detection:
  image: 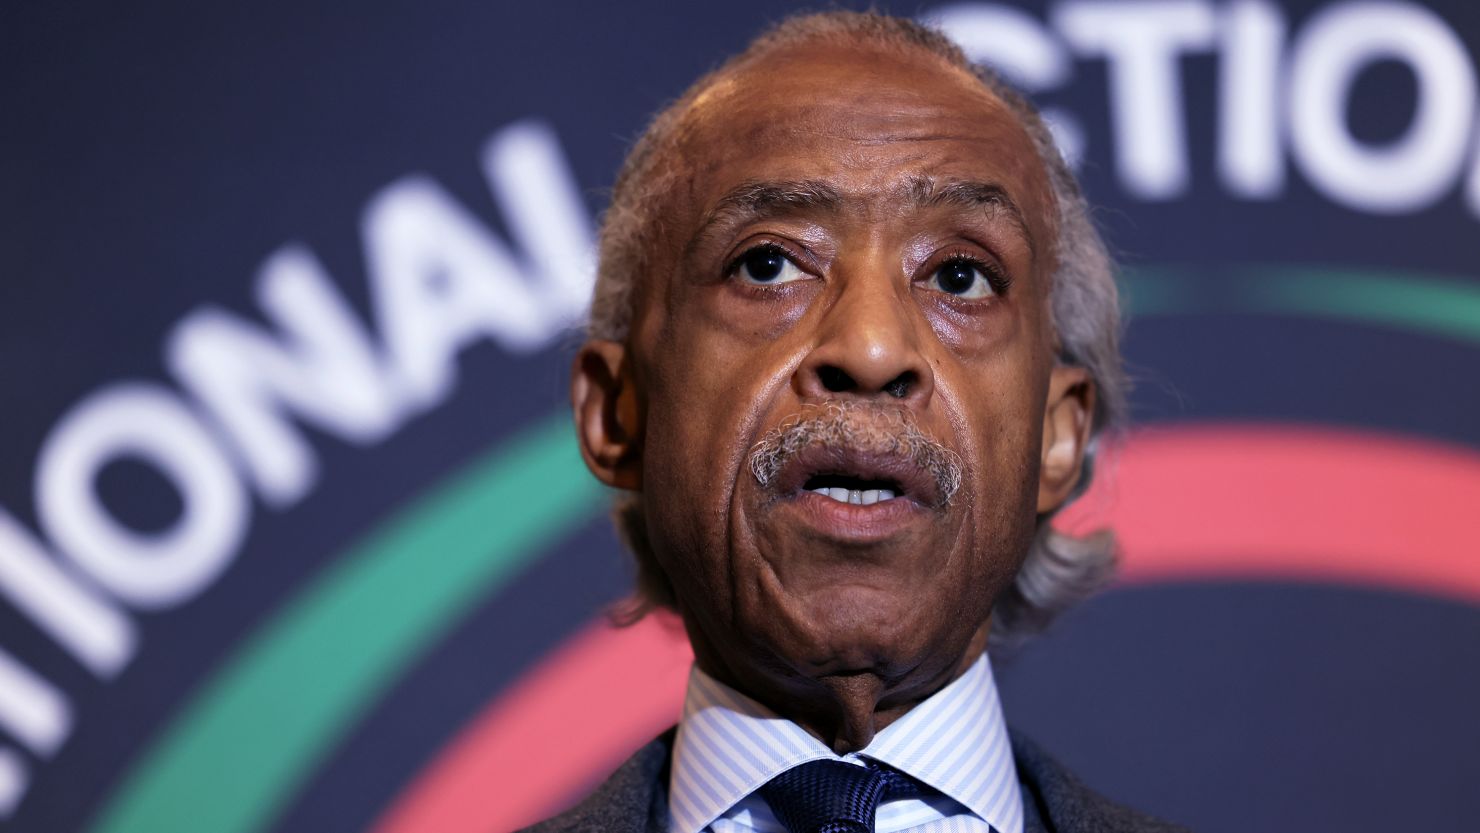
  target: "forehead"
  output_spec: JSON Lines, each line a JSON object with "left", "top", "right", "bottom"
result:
{"left": 670, "top": 42, "right": 1054, "bottom": 232}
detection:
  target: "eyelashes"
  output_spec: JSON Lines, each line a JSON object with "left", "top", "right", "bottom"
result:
{"left": 724, "top": 242, "right": 1011, "bottom": 301}
{"left": 726, "top": 242, "right": 811, "bottom": 286}
{"left": 926, "top": 253, "right": 1011, "bottom": 300}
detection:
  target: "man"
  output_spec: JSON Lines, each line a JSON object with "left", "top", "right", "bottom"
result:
{"left": 532, "top": 10, "right": 1185, "bottom": 833}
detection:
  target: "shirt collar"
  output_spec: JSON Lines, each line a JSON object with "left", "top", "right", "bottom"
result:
{"left": 667, "top": 653, "right": 1021, "bottom": 833}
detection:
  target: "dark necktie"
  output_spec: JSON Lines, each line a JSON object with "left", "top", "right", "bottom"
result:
{"left": 759, "top": 758, "right": 932, "bottom": 833}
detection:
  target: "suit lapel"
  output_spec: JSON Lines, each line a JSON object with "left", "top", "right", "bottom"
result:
{"left": 1009, "top": 729, "right": 1190, "bottom": 833}
{"left": 520, "top": 730, "right": 673, "bottom": 833}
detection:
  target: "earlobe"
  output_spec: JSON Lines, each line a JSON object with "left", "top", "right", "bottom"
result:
{"left": 1037, "top": 366, "right": 1095, "bottom": 514}
{"left": 571, "top": 340, "right": 643, "bottom": 490}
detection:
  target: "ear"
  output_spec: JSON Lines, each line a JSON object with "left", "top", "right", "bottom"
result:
{"left": 571, "top": 340, "right": 643, "bottom": 490}
{"left": 1037, "top": 365, "right": 1096, "bottom": 514}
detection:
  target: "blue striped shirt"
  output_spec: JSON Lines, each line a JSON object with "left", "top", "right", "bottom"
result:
{"left": 669, "top": 653, "right": 1022, "bottom": 833}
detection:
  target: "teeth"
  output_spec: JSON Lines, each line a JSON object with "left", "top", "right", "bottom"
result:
{"left": 809, "top": 487, "right": 898, "bottom": 505}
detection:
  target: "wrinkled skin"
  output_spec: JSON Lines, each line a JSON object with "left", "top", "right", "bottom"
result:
{"left": 573, "top": 43, "right": 1095, "bottom": 753}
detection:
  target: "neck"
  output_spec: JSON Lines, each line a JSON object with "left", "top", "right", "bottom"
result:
{"left": 689, "top": 623, "right": 991, "bottom": 753}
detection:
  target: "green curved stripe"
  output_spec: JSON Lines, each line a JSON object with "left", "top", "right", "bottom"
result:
{"left": 1121, "top": 265, "right": 1480, "bottom": 346}
{"left": 1118, "top": 267, "right": 1197, "bottom": 317}
{"left": 86, "top": 413, "right": 604, "bottom": 833}
{"left": 1242, "top": 267, "right": 1480, "bottom": 345}
{"left": 86, "top": 265, "right": 1480, "bottom": 833}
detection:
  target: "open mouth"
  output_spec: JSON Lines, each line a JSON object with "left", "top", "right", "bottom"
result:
{"left": 762, "top": 442, "right": 946, "bottom": 510}
{"left": 802, "top": 473, "right": 902, "bottom": 506}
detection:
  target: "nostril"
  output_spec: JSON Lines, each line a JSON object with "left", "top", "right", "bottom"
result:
{"left": 884, "top": 371, "right": 914, "bottom": 399}
{"left": 818, "top": 365, "right": 855, "bottom": 393}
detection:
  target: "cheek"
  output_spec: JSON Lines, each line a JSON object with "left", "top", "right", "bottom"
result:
{"left": 641, "top": 279, "right": 813, "bottom": 472}
{"left": 943, "top": 345, "right": 1051, "bottom": 567}
{"left": 634, "top": 314, "right": 800, "bottom": 604}
{"left": 964, "top": 371, "right": 1047, "bottom": 512}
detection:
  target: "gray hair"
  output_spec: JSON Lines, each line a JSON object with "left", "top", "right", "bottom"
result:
{"left": 591, "top": 11, "right": 1127, "bottom": 649}
{"left": 748, "top": 403, "right": 964, "bottom": 509}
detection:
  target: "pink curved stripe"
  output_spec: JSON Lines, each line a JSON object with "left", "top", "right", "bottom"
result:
{"left": 1059, "top": 424, "right": 1480, "bottom": 602}
{"left": 369, "top": 613, "right": 693, "bottom": 833}
{"left": 370, "top": 424, "right": 1480, "bottom": 833}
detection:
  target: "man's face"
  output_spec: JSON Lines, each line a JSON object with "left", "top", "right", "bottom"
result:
{"left": 576, "top": 43, "right": 1091, "bottom": 745}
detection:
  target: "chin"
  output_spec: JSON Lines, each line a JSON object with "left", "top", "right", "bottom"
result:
{"left": 775, "top": 585, "right": 971, "bottom": 678}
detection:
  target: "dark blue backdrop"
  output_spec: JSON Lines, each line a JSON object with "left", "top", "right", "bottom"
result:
{"left": 2, "top": 2, "right": 1478, "bottom": 832}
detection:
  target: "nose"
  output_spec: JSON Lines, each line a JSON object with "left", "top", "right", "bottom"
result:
{"left": 793, "top": 262, "right": 934, "bottom": 407}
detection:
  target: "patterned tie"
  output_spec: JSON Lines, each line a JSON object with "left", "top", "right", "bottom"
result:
{"left": 759, "top": 759, "right": 932, "bottom": 833}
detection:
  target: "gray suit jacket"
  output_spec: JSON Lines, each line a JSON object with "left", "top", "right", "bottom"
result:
{"left": 522, "top": 728, "right": 1190, "bottom": 832}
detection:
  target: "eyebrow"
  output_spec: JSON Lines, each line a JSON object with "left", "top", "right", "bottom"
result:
{"left": 906, "top": 175, "right": 1035, "bottom": 256}
{"left": 686, "top": 179, "right": 842, "bottom": 250}
{"left": 685, "top": 175, "right": 1035, "bottom": 259}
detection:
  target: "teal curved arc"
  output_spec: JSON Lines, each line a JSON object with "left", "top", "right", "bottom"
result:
{"left": 86, "top": 414, "right": 605, "bottom": 833}
{"left": 1121, "top": 265, "right": 1480, "bottom": 346}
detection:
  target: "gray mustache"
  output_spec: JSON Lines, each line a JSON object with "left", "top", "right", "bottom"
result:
{"left": 747, "top": 402, "right": 963, "bottom": 505}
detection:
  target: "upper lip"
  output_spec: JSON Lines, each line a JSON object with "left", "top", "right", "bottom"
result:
{"left": 767, "top": 444, "right": 945, "bottom": 508}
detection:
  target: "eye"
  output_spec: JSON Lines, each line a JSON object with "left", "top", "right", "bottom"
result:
{"left": 729, "top": 244, "right": 809, "bottom": 285}
{"left": 926, "top": 256, "right": 1005, "bottom": 300}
